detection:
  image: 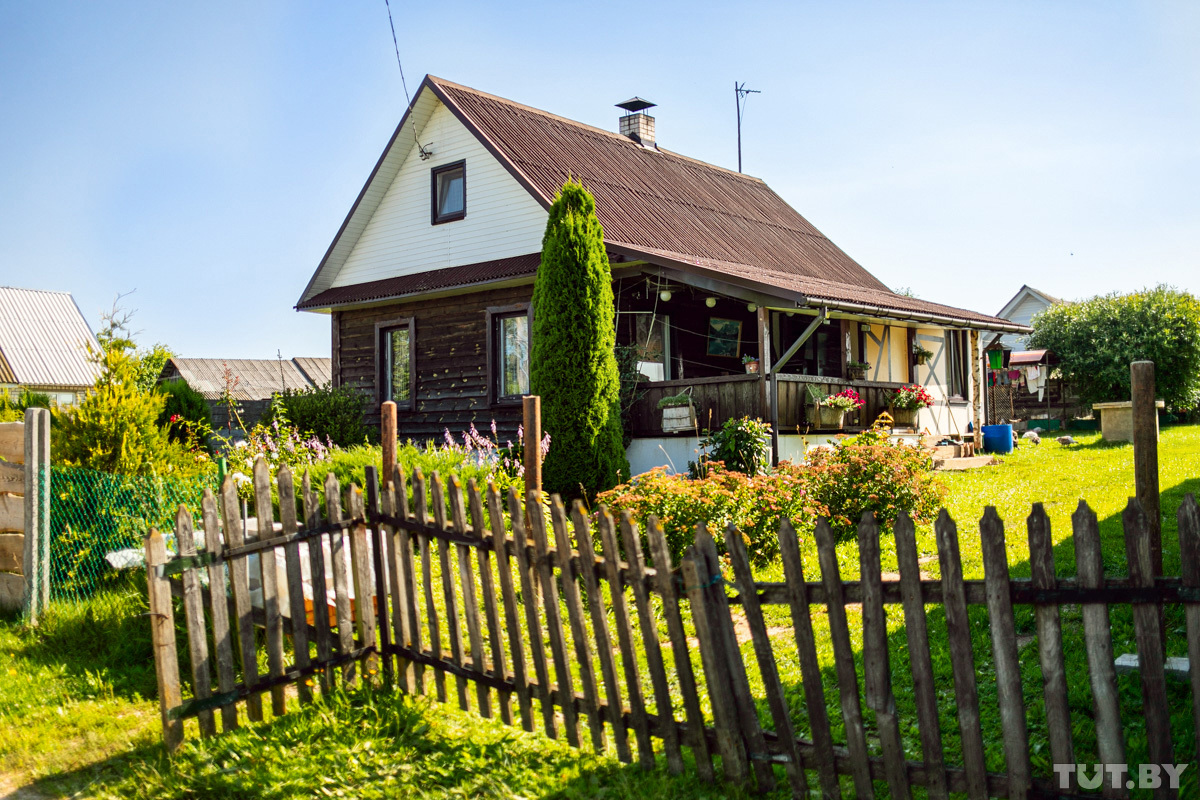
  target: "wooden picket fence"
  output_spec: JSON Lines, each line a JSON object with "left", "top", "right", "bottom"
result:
{"left": 145, "top": 456, "right": 1200, "bottom": 799}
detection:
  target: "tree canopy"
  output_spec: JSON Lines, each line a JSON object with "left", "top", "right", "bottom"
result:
{"left": 1027, "top": 285, "right": 1200, "bottom": 409}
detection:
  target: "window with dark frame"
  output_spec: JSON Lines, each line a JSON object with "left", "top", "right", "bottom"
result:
{"left": 945, "top": 330, "right": 968, "bottom": 399}
{"left": 492, "top": 310, "right": 529, "bottom": 403}
{"left": 431, "top": 161, "right": 466, "bottom": 224}
{"left": 378, "top": 320, "right": 415, "bottom": 410}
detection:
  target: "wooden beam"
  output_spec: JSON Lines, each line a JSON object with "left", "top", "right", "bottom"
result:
{"left": 970, "top": 331, "right": 982, "bottom": 448}
{"left": 757, "top": 307, "right": 771, "bottom": 415}
{"left": 773, "top": 307, "right": 826, "bottom": 373}
{"left": 1131, "top": 361, "right": 1161, "bottom": 578}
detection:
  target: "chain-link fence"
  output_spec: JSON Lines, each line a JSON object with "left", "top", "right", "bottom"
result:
{"left": 49, "top": 466, "right": 216, "bottom": 601}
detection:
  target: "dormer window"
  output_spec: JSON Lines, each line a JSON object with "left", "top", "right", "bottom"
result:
{"left": 431, "top": 161, "right": 466, "bottom": 224}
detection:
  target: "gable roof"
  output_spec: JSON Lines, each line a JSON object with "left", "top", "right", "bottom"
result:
{"left": 299, "top": 76, "right": 1025, "bottom": 332}
{"left": 997, "top": 284, "right": 1061, "bottom": 319}
{"left": 161, "top": 357, "right": 331, "bottom": 401}
{"left": 0, "top": 286, "right": 101, "bottom": 388}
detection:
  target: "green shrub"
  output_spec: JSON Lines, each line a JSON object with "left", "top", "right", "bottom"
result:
{"left": 157, "top": 379, "right": 212, "bottom": 446}
{"left": 690, "top": 416, "right": 772, "bottom": 477}
{"left": 262, "top": 383, "right": 373, "bottom": 447}
{"left": 530, "top": 180, "right": 629, "bottom": 499}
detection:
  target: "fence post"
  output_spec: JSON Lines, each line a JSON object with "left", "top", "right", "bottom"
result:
{"left": 380, "top": 401, "right": 397, "bottom": 489}
{"left": 522, "top": 396, "right": 541, "bottom": 496}
{"left": 145, "top": 527, "right": 184, "bottom": 752}
{"left": 22, "top": 407, "right": 50, "bottom": 621}
{"left": 1131, "top": 360, "right": 1161, "bottom": 577}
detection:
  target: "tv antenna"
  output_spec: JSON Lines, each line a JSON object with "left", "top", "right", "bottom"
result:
{"left": 735, "top": 81, "right": 760, "bottom": 173}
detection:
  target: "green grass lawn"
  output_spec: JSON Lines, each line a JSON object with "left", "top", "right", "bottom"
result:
{"left": 2, "top": 424, "right": 1198, "bottom": 798}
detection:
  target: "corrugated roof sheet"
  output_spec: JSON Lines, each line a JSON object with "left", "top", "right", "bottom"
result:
{"left": 0, "top": 287, "right": 101, "bottom": 388}
{"left": 163, "top": 357, "right": 331, "bottom": 401}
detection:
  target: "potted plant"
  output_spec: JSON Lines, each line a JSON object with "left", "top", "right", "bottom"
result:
{"left": 657, "top": 391, "right": 696, "bottom": 433}
{"left": 847, "top": 360, "right": 870, "bottom": 381}
{"left": 818, "top": 389, "right": 865, "bottom": 429}
{"left": 742, "top": 354, "right": 760, "bottom": 374}
{"left": 888, "top": 384, "right": 934, "bottom": 427}
{"left": 913, "top": 343, "right": 934, "bottom": 366}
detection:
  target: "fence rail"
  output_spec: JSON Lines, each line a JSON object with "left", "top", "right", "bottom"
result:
{"left": 147, "top": 456, "right": 1200, "bottom": 799}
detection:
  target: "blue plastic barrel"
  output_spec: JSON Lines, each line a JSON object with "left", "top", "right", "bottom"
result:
{"left": 982, "top": 424, "right": 1014, "bottom": 455}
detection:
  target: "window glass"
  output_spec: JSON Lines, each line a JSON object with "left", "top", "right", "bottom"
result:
{"left": 497, "top": 314, "right": 529, "bottom": 399}
{"left": 434, "top": 164, "right": 465, "bottom": 222}
{"left": 385, "top": 326, "right": 411, "bottom": 403}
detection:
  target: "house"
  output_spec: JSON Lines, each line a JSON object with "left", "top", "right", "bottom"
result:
{"left": 296, "top": 76, "right": 1028, "bottom": 473}
{"left": 158, "top": 357, "right": 331, "bottom": 429}
{"left": 988, "top": 285, "right": 1059, "bottom": 352}
{"left": 0, "top": 286, "right": 101, "bottom": 407}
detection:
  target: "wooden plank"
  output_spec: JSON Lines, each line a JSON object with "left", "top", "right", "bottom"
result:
{"left": 0, "top": 493, "right": 22, "bottom": 533}
{"left": 893, "top": 512, "right": 948, "bottom": 800}
{"left": 680, "top": 543, "right": 747, "bottom": 783}
{"left": 0, "top": 532, "right": 22, "bottom": 573}
{"left": 725, "top": 522, "right": 807, "bottom": 796}
{"left": 1072, "top": 501, "right": 1127, "bottom": 799}
{"left": 175, "top": 506, "right": 216, "bottom": 737}
{"left": 576, "top": 502, "right": 631, "bottom": 762}
{"left": 1026, "top": 503, "right": 1071, "bottom": 775}
{"left": 935, "top": 509, "right": 988, "bottom": 800}
{"left": 346, "top": 485, "right": 379, "bottom": 680}
{"left": 221, "top": 475, "right": 262, "bottom": 722}
{"left": 0, "top": 460, "right": 22, "bottom": 493}
{"left": 201, "top": 490, "right": 238, "bottom": 732}
{"left": 646, "top": 517, "right": 711, "bottom": 779}
{"left": 325, "top": 472, "right": 356, "bottom": 687}
{"left": 414, "top": 469, "right": 445, "bottom": 701}
{"left": 981, "top": 507, "right": 1031, "bottom": 799}
{"left": 469, "top": 480, "right": 509, "bottom": 723}
{"left": 394, "top": 465, "right": 422, "bottom": 695}
{"left": 813, "top": 517, "right": 874, "bottom": 799}
{"left": 449, "top": 475, "right": 488, "bottom": 715}
{"left": 0, "top": 570, "right": 22, "bottom": 610}
{"left": 1122, "top": 498, "right": 1175, "bottom": 793}
{"left": 857, "top": 512, "right": 910, "bottom": 800}
{"left": 510, "top": 487, "right": 553, "bottom": 737}
{"left": 530, "top": 491, "right": 580, "bottom": 747}
{"left": 597, "top": 506, "right": 653, "bottom": 766}
{"left": 0, "top": 421, "right": 22, "bottom": 464}
{"left": 145, "top": 528, "right": 184, "bottom": 751}
{"left": 489, "top": 484, "right": 526, "bottom": 728}
{"left": 365, "top": 467, "right": 393, "bottom": 687}
{"left": 302, "top": 472, "right": 334, "bottom": 695}
{"left": 252, "top": 458, "right": 287, "bottom": 717}
{"left": 1178, "top": 495, "right": 1200, "bottom": 778}
{"left": 278, "top": 467, "right": 312, "bottom": 705}
{"left": 552, "top": 499, "right": 603, "bottom": 750}
{"left": 431, "top": 472, "right": 468, "bottom": 710}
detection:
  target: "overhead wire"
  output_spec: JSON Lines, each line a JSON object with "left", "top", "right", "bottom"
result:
{"left": 382, "top": 0, "right": 427, "bottom": 154}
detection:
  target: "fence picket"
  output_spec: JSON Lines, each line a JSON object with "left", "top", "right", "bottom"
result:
{"left": 469, "top": 480, "right": 509, "bottom": 723}
{"left": 1072, "top": 501, "right": 1127, "bottom": 799}
{"left": 1177, "top": 495, "right": 1200, "bottom": 770}
{"left": 778, "top": 519, "right": 840, "bottom": 799}
{"left": 510, "top": 487, "right": 554, "bottom": 738}
{"left": 1122, "top": 498, "right": 1175, "bottom": 793}
{"left": 575, "top": 502, "right": 631, "bottom": 762}
{"left": 813, "top": 516, "right": 874, "bottom": 799}
{"left": 278, "top": 467, "right": 312, "bottom": 706}
{"left": 380, "top": 475, "right": 411, "bottom": 693}
{"left": 365, "top": 467, "right": 393, "bottom": 686}
{"left": 1026, "top": 503, "right": 1071, "bottom": 775}
{"left": 490, "top": 484, "right": 529, "bottom": 730}
{"left": 857, "top": 512, "right": 909, "bottom": 800}
{"left": 302, "top": 472, "right": 334, "bottom": 694}
{"left": 620, "top": 512, "right": 683, "bottom": 772}
{"left": 413, "top": 468, "right": 444, "bottom": 701}
{"left": 725, "top": 522, "right": 807, "bottom": 797}
{"left": 680, "top": 541, "right": 747, "bottom": 783}
{"left": 893, "top": 511, "right": 947, "bottom": 800}
{"left": 347, "top": 486, "right": 379, "bottom": 681}
{"left": 551, "top": 498, "right": 602, "bottom": 751}
{"left": 530, "top": 492, "right": 580, "bottom": 747}
{"left": 201, "top": 490, "right": 238, "bottom": 731}
{"left": 252, "top": 458, "right": 287, "bottom": 716}
{"left": 222, "top": 475, "right": 262, "bottom": 721}
{"left": 145, "top": 528, "right": 183, "bottom": 751}
{"left": 980, "top": 508, "right": 1031, "bottom": 799}
{"left": 449, "top": 475, "right": 488, "bottom": 716}
{"left": 325, "top": 472, "right": 356, "bottom": 687}
{"left": 597, "top": 506, "right": 654, "bottom": 767}
{"left": 935, "top": 509, "right": 988, "bottom": 800}
{"left": 175, "top": 506, "right": 216, "bottom": 737}
{"left": 431, "top": 473, "right": 468, "bottom": 710}
{"left": 393, "top": 465, "right": 422, "bottom": 695}
{"left": 646, "top": 517, "right": 711, "bottom": 780}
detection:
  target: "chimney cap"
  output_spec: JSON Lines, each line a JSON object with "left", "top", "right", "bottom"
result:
{"left": 616, "top": 97, "right": 656, "bottom": 115}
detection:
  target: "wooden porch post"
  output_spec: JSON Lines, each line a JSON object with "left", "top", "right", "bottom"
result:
{"left": 970, "top": 330, "right": 982, "bottom": 449}
{"left": 756, "top": 306, "right": 771, "bottom": 414}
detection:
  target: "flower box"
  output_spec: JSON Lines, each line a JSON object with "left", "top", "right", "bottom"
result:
{"left": 662, "top": 404, "right": 697, "bottom": 433}
{"left": 889, "top": 406, "right": 918, "bottom": 427}
{"left": 818, "top": 406, "right": 846, "bottom": 429}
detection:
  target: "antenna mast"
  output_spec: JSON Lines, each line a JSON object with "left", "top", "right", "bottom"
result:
{"left": 735, "top": 81, "right": 760, "bottom": 173}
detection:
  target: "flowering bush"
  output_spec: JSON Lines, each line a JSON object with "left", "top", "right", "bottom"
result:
{"left": 804, "top": 424, "right": 945, "bottom": 541}
{"left": 889, "top": 384, "right": 935, "bottom": 411}
{"left": 690, "top": 416, "right": 773, "bottom": 478}
{"left": 820, "top": 389, "right": 865, "bottom": 411}
{"left": 441, "top": 421, "right": 549, "bottom": 499}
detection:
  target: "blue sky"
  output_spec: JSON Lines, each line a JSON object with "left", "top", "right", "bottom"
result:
{"left": 1, "top": 1, "right": 1196, "bottom": 358}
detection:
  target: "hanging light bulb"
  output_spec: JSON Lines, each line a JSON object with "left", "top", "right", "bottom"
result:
{"left": 660, "top": 290, "right": 672, "bottom": 302}
{"left": 747, "top": 303, "right": 758, "bottom": 313}
{"left": 705, "top": 296, "right": 717, "bottom": 308}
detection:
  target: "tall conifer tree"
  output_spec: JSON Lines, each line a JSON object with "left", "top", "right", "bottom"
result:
{"left": 530, "top": 180, "right": 629, "bottom": 498}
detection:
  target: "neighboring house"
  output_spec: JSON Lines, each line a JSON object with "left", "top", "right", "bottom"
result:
{"left": 0, "top": 286, "right": 101, "bottom": 407}
{"left": 158, "top": 357, "right": 331, "bottom": 429}
{"left": 296, "top": 76, "right": 1028, "bottom": 473}
{"left": 987, "top": 285, "right": 1060, "bottom": 352}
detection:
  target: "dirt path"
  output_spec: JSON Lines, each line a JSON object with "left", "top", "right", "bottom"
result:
{"left": 0, "top": 775, "right": 49, "bottom": 800}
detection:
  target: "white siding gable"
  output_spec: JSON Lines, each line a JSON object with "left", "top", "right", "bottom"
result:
{"left": 330, "top": 101, "right": 548, "bottom": 289}
{"left": 996, "top": 293, "right": 1052, "bottom": 350}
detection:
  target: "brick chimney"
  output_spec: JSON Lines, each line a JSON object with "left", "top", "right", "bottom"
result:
{"left": 616, "top": 97, "right": 656, "bottom": 146}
